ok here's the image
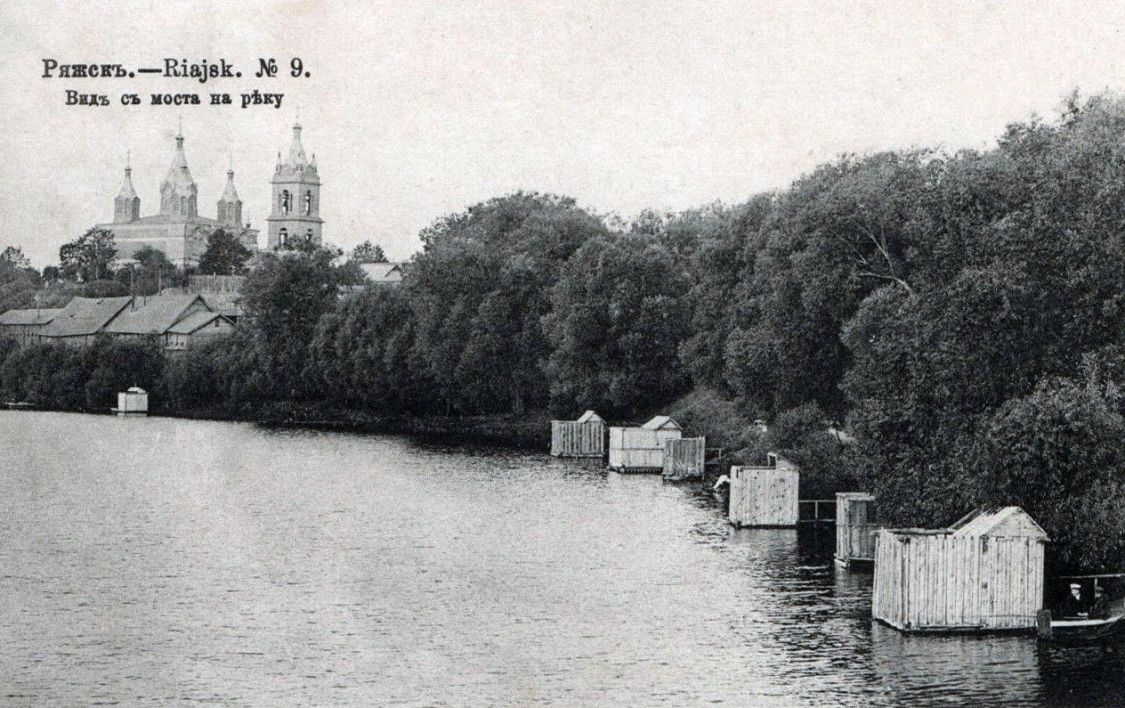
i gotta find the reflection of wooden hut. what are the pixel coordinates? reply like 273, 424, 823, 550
608, 416, 681, 472
115, 387, 148, 416
550, 410, 606, 458
835, 492, 877, 568
872, 506, 1048, 633
662, 437, 706, 480
728, 453, 799, 527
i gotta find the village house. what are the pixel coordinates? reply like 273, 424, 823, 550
0, 308, 63, 345
11, 294, 234, 351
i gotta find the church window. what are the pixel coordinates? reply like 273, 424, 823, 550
281, 190, 291, 214
279, 227, 288, 246
180, 196, 186, 214
304, 191, 312, 216
306, 229, 313, 241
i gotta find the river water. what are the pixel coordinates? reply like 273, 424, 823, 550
0, 411, 1122, 706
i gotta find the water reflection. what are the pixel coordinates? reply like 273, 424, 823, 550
0, 412, 1122, 706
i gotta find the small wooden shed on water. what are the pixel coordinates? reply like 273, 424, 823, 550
608, 416, 682, 472
871, 506, 1048, 633
115, 387, 148, 416
550, 410, 607, 458
728, 452, 799, 528
662, 437, 706, 480
835, 492, 878, 568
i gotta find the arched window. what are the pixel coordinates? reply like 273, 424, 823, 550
279, 227, 288, 246
304, 191, 312, 216
306, 228, 314, 242
281, 190, 291, 214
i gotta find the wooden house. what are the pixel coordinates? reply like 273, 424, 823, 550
662, 437, 706, 480
608, 416, 681, 472
872, 506, 1048, 633
835, 492, 878, 568
550, 410, 607, 458
728, 453, 799, 527
0, 308, 62, 345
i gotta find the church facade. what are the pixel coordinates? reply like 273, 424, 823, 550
97, 121, 324, 267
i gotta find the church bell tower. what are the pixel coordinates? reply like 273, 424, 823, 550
267, 121, 322, 249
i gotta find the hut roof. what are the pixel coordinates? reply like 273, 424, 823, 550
837, 492, 875, 502
950, 506, 1048, 539
576, 410, 604, 423
642, 415, 680, 431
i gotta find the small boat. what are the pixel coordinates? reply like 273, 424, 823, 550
1037, 609, 1125, 643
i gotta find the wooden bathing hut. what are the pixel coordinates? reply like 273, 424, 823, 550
728, 453, 799, 528
871, 506, 1048, 633
835, 492, 878, 568
550, 410, 607, 458
114, 387, 148, 416
608, 416, 681, 472
662, 437, 706, 481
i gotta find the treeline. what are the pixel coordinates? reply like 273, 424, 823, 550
4, 93, 1125, 570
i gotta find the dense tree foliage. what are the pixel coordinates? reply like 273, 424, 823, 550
351, 240, 387, 263
197, 228, 254, 276
59, 228, 117, 282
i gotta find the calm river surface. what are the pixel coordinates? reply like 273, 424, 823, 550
1, 411, 1122, 706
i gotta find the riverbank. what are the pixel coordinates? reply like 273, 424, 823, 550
158, 400, 554, 450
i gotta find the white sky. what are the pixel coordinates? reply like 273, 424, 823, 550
3, 0, 1125, 266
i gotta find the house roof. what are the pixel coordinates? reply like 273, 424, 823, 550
167, 310, 232, 334
104, 294, 206, 335
950, 506, 1049, 539
39, 297, 133, 337
577, 410, 604, 423
0, 308, 62, 326
359, 262, 404, 283
642, 415, 680, 431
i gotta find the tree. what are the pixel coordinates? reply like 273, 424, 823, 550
410, 193, 607, 414
116, 245, 178, 295
0, 246, 31, 270
197, 228, 253, 275
239, 246, 343, 399
976, 378, 1125, 571
351, 240, 387, 263
544, 232, 692, 417
59, 228, 117, 282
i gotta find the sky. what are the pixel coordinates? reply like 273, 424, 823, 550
3, 0, 1125, 266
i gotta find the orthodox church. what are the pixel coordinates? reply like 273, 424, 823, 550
97, 121, 323, 266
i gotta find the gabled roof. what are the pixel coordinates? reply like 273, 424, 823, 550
39, 297, 133, 337
642, 415, 680, 431
104, 294, 207, 335
0, 308, 62, 326
950, 506, 1048, 539
167, 310, 233, 334
576, 410, 604, 423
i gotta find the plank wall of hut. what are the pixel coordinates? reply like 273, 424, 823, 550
835, 492, 877, 567
728, 453, 799, 527
608, 416, 682, 472
662, 437, 706, 480
871, 506, 1048, 633
550, 410, 607, 458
